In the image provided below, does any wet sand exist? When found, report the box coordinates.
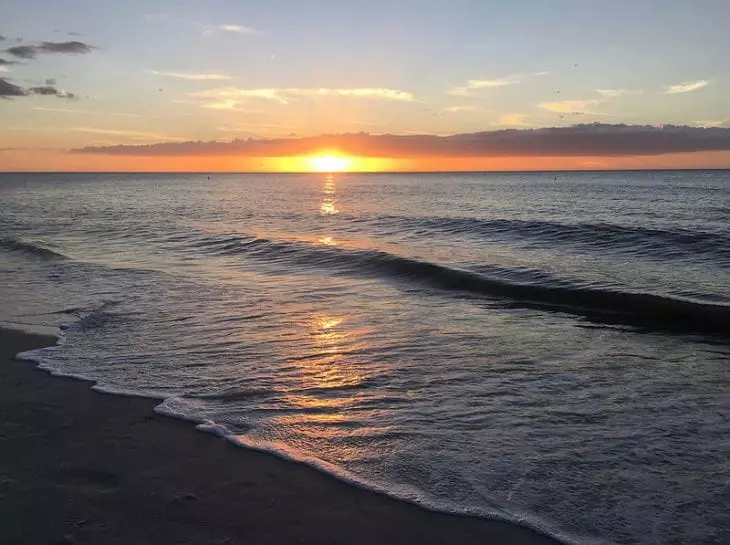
[0,326,560,545]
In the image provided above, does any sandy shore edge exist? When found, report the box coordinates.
[0,326,562,545]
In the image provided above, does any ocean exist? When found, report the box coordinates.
[1,170,728,545]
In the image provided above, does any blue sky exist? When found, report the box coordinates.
[1,0,729,169]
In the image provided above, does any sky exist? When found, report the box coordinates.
[1,0,730,171]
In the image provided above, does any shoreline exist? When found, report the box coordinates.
[1,326,562,545]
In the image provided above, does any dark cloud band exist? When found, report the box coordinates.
[0,77,26,97]
[4,40,94,59]
[0,77,76,99]
[72,124,730,158]
[27,85,76,99]
[5,44,36,59]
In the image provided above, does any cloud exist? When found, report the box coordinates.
[72,127,188,142]
[533,71,551,76]
[71,123,730,158]
[32,106,142,117]
[189,87,415,105]
[202,99,239,110]
[4,40,94,59]
[192,87,284,102]
[595,89,635,98]
[449,75,521,96]
[542,89,640,115]
[538,99,602,114]
[664,80,708,94]
[0,35,6,41]
[0,77,75,99]
[146,14,260,36]
[38,41,93,54]
[202,24,258,36]
[0,58,16,66]
[4,45,37,59]
[493,113,532,127]
[148,70,232,81]
[0,77,26,97]
[27,85,76,99]
[219,24,257,34]
[317,88,414,100]
[442,105,482,113]
[693,119,729,128]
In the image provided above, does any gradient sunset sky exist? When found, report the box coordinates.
[2,0,730,171]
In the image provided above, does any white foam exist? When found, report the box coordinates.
[13,326,605,545]
[153,391,597,545]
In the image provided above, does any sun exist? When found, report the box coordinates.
[308,154,351,172]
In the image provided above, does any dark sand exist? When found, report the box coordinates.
[1,327,561,545]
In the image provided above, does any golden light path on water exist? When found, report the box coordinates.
[320,173,339,216]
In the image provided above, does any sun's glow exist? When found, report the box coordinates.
[308,154,351,172]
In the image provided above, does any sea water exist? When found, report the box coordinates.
[1,171,728,544]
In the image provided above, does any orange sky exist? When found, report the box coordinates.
[2,149,730,172]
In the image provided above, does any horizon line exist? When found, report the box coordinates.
[1,167,729,175]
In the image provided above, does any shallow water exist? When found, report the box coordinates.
[1,171,729,544]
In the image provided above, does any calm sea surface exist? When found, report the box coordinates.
[1,171,729,544]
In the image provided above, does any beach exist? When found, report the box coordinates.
[1,326,559,545]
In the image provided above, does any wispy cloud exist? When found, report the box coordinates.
[533,71,551,76]
[189,87,415,105]
[664,80,708,94]
[693,119,729,128]
[146,14,260,36]
[442,105,482,113]
[542,89,639,116]
[73,127,187,142]
[538,99,602,114]
[493,113,532,127]
[318,88,414,100]
[202,24,259,36]
[448,75,521,96]
[148,70,232,81]
[594,88,640,98]
[32,106,142,117]
[220,24,257,34]
[72,124,730,158]
[201,99,239,110]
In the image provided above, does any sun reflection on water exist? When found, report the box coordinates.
[277,314,368,418]
[320,173,339,215]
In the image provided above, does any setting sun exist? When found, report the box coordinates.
[308,154,351,172]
